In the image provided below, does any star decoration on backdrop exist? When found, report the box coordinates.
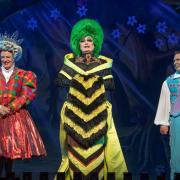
[136,24,146,34]
[156,21,167,33]
[127,16,137,26]
[111,29,121,39]
[76,6,88,17]
[50,8,61,20]
[168,33,179,45]
[154,39,164,49]
[22,5,179,53]
[27,18,38,30]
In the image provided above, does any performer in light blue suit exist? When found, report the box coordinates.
[154,50,180,180]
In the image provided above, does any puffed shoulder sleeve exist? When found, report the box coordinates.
[9,70,37,112]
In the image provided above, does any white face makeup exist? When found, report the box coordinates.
[80,36,94,54]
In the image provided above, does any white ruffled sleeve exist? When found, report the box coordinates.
[154,81,170,126]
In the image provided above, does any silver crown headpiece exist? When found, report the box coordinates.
[0,31,23,61]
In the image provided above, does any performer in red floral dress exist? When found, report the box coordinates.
[0,32,46,175]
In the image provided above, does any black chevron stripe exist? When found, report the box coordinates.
[67,144,104,166]
[64,123,108,149]
[65,108,107,132]
[71,78,103,97]
[80,74,98,81]
[67,93,106,114]
[62,64,77,77]
[69,159,104,179]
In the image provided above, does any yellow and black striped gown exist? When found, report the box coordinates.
[56,53,128,180]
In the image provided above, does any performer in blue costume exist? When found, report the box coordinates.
[154,51,180,180]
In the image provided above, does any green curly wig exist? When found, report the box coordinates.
[70,19,104,57]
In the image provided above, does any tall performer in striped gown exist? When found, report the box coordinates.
[56,19,128,179]
[0,32,46,176]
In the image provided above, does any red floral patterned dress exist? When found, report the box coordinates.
[0,67,46,159]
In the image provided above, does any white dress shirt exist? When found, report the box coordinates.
[1,65,15,83]
[154,73,180,126]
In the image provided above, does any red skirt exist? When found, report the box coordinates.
[0,108,46,159]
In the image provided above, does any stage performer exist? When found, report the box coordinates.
[154,51,180,180]
[0,32,46,176]
[56,19,128,180]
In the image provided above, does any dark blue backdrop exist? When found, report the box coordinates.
[0,0,180,177]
